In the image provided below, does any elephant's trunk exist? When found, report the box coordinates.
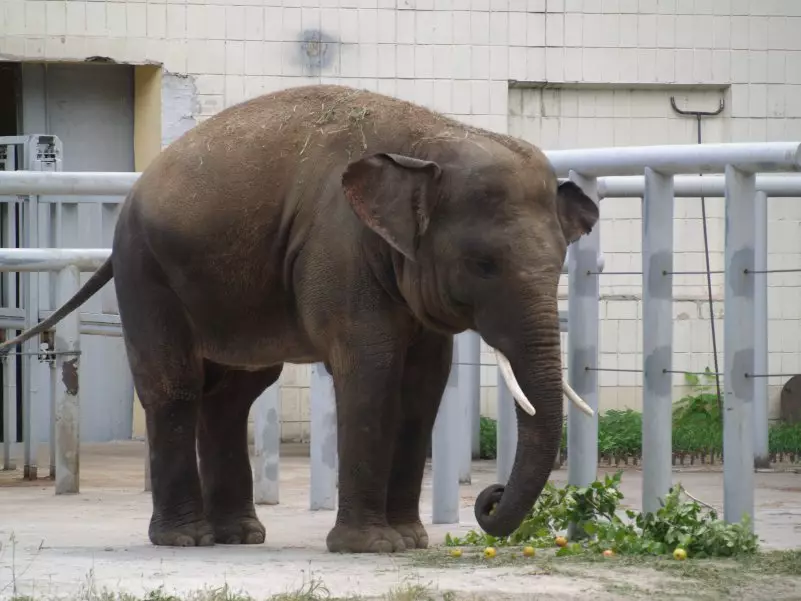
[474,291,565,538]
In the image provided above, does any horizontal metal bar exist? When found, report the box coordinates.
[39,310,122,337]
[547,142,801,177]
[597,174,801,198]
[745,373,798,379]
[585,367,643,373]
[0,248,109,272]
[0,171,138,196]
[0,317,25,330]
[0,245,603,279]
[0,136,33,146]
[3,144,800,201]
[0,307,121,336]
[2,350,82,357]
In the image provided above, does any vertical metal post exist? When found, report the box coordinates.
[310,363,337,511]
[253,381,281,505]
[496,377,517,485]
[49,359,56,479]
[22,195,39,479]
[432,340,460,524]
[470,333,481,459]
[723,165,756,528]
[143,429,151,492]
[54,265,80,494]
[2,200,17,471]
[641,168,675,514]
[753,190,769,469]
[566,171,600,491]
[458,331,480,484]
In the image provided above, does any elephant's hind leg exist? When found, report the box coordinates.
[197,362,282,545]
[386,331,452,549]
[121,283,211,547]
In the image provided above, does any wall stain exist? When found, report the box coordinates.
[296,29,339,76]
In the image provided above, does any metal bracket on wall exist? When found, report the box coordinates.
[670,96,725,136]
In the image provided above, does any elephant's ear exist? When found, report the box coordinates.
[556,181,599,245]
[342,152,442,261]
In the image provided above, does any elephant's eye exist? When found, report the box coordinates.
[464,255,500,278]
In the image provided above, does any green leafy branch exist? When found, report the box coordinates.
[445,471,759,559]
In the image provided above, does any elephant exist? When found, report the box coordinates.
[0,84,599,554]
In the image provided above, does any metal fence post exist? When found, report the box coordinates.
[143,431,151,492]
[753,190,769,469]
[641,167,675,514]
[253,381,281,505]
[458,331,479,484]
[472,340,482,460]
[310,363,337,511]
[2,198,18,472]
[566,171,600,492]
[496,376,517,485]
[432,339,460,524]
[723,165,756,528]
[54,264,80,494]
[22,195,39,480]
[49,361,56,479]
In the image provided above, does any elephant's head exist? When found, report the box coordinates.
[340,136,599,538]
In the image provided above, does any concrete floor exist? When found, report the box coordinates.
[0,441,800,600]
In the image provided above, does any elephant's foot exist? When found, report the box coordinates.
[149,518,215,547]
[211,514,266,545]
[390,521,429,549]
[326,523,406,553]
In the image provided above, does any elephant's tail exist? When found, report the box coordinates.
[0,256,114,355]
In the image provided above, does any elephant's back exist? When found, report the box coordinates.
[128,85,462,239]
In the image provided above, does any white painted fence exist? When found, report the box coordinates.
[1,141,800,533]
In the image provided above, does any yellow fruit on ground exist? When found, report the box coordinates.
[522,546,535,557]
[483,546,497,558]
[673,548,687,560]
[603,549,615,558]
[449,548,462,558]
[554,536,568,548]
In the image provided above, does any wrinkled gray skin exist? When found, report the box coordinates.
[0,85,599,553]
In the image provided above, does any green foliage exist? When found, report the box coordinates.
[481,367,801,460]
[768,422,801,455]
[671,368,724,455]
[478,416,497,460]
[597,409,642,456]
[444,471,759,560]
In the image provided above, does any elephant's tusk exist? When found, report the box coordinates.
[494,349,537,417]
[562,377,595,417]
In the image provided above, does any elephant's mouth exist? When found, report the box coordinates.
[492,347,593,418]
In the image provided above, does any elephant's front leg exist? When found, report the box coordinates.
[325,329,407,554]
[386,331,452,549]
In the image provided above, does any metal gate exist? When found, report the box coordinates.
[0,135,131,480]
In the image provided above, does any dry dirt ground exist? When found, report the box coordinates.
[1,441,800,601]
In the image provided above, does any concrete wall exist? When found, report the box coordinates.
[2,0,801,441]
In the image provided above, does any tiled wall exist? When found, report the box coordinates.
[2,0,801,439]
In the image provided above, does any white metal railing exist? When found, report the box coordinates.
[1,141,800,533]
[0,251,89,494]
[551,141,801,528]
